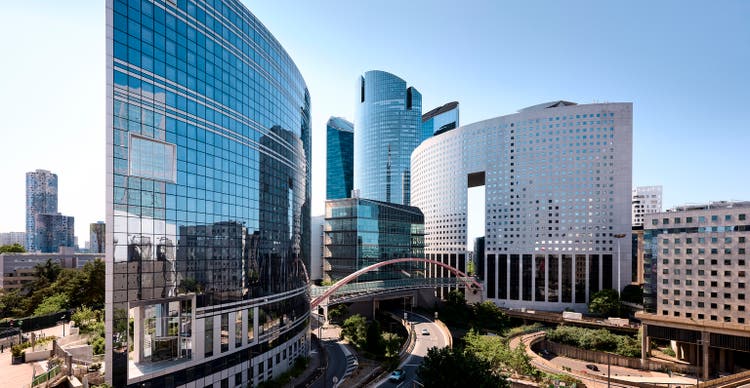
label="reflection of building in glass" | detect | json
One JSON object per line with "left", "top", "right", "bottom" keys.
{"left": 324, "top": 198, "right": 424, "bottom": 283}
{"left": 412, "top": 101, "right": 633, "bottom": 312}
{"left": 89, "top": 221, "right": 105, "bottom": 254}
{"left": 638, "top": 201, "right": 750, "bottom": 378}
{"left": 26, "top": 169, "right": 58, "bottom": 251}
{"left": 354, "top": 71, "right": 422, "bottom": 206}
{"left": 34, "top": 213, "right": 75, "bottom": 253}
{"left": 326, "top": 117, "right": 354, "bottom": 200}
{"left": 422, "top": 101, "right": 459, "bottom": 140}
{"left": 106, "top": 0, "right": 311, "bottom": 386}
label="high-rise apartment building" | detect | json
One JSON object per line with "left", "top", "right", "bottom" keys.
{"left": 632, "top": 185, "right": 662, "bottom": 226}
{"left": 354, "top": 70, "right": 422, "bottom": 205}
{"left": 106, "top": 0, "right": 311, "bottom": 386}
{"left": 89, "top": 221, "right": 105, "bottom": 254}
{"left": 326, "top": 117, "right": 354, "bottom": 200}
{"left": 421, "top": 101, "right": 459, "bottom": 140}
{"left": 34, "top": 213, "right": 75, "bottom": 253}
{"left": 412, "top": 101, "right": 633, "bottom": 311}
{"left": 638, "top": 201, "right": 750, "bottom": 378}
{"left": 26, "top": 169, "right": 58, "bottom": 251}
{"left": 0, "top": 232, "right": 26, "bottom": 247}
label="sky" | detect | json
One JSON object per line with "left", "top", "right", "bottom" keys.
{"left": 0, "top": 1, "right": 749, "bottom": 245}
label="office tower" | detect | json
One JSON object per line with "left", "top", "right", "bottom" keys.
{"left": 638, "top": 201, "right": 750, "bottom": 378}
{"left": 106, "top": 0, "right": 311, "bottom": 386}
{"left": 34, "top": 213, "right": 75, "bottom": 253}
{"left": 632, "top": 185, "right": 663, "bottom": 226}
{"left": 26, "top": 169, "right": 58, "bottom": 251}
{"left": 412, "top": 101, "right": 633, "bottom": 311}
{"left": 310, "top": 215, "right": 325, "bottom": 283}
{"left": 326, "top": 117, "right": 354, "bottom": 200}
{"left": 0, "top": 232, "right": 26, "bottom": 247}
{"left": 421, "top": 101, "right": 459, "bottom": 140}
{"left": 354, "top": 70, "right": 422, "bottom": 205}
{"left": 90, "top": 221, "right": 105, "bottom": 254}
{"left": 324, "top": 198, "right": 424, "bottom": 283}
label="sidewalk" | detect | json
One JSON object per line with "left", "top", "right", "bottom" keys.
{"left": 0, "top": 322, "right": 71, "bottom": 388}
{"left": 287, "top": 334, "right": 323, "bottom": 388}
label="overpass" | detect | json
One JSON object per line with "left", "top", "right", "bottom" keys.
{"left": 310, "top": 257, "right": 482, "bottom": 309}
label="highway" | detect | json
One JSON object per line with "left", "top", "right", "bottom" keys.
{"left": 373, "top": 310, "right": 449, "bottom": 388}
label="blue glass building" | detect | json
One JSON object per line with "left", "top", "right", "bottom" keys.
{"left": 26, "top": 169, "right": 58, "bottom": 251}
{"left": 34, "top": 213, "right": 75, "bottom": 253}
{"left": 106, "top": 0, "right": 311, "bottom": 386}
{"left": 354, "top": 71, "right": 422, "bottom": 206}
{"left": 421, "top": 101, "right": 459, "bottom": 141}
{"left": 326, "top": 116, "right": 353, "bottom": 200}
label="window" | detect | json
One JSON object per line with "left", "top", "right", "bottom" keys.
{"left": 699, "top": 216, "right": 706, "bottom": 223}
{"left": 663, "top": 218, "right": 670, "bottom": 225}
{"left": 741, "top": 237, "right": 746, "bottom": 243}
{"left": 686, "top": 238, "right": 693, "bottom": 244}
{"left": 686, "top": 279, "right": 692, "bottom": 285}
{"left": 663, "top": 238, "right": 670, "bottom": 245}
{"left": 740, "top": 306, "right": 746, "bottom": 312}
{"left": 699, "top": 281, "right": 705, "bottom": 286}
{"left": 129, "top": 135, "right": 176, "bottom": 182}
{"left": 726, "top": 215, "right": 732, "bottom": 221}
{"left": 711, "top": 303, "right": 718, "bottom": 309}
{"left": 652, "top": 219, "right": 658, "bottom": 225}
{"left": 711, "top": 215, "right": 718, "bottom": 222}
{"left": 698, "top": 314, "right": 705, "bottom": 319}
{"left": 724, "top": 316, "right": 732, "bottom": 322}
{"left": 686, "top": 217, "right": 693, "bottom": 223}
{"left": 711, "top": 281, "right": 718, "bottom": 287}
{"left": 740, "top": 214, "right": 746, "bottom": 221}
{"left": 698, "top": 302, "right": 705, "bottom": 308}
{"left": 675, "top": 217, "right": 681, "bottom": 224}
{"left": 725, "top": 237, "right": 733, "bottom": 244}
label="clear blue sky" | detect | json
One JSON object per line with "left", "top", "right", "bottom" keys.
{"left": 1, "top": 1, "right": 748, "bottom": 243}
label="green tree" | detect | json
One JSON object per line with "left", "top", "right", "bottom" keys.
{"left": 0, "top": 290, "right": 26, "bottom": 318}
{"left": 472, "top": 301, "right": 509, "bottom": 332}
{"left": 341, "top": 314, "right": 367, "bottom": 348}
{"left": 365, "top": 319, "right": 384, "bottom": 355}
{"left": 72, "top": 306, "right": 99, "bottom": 332}
{"left": 327, "top": 304, "right": 348, "bottom": 324}
{"left": 417, "top": 346, "right": 509, "bottom": 388}
{"left": 441, "top": 289, "right": 470, "bottom": 327}
{"left": 34, "top": 293, "right": 69, "bottom": 316}
{"left": 0, "top": 243, "right": 25, "bottom": 253}
{"left": 588, "top": 289, "right": 621, "bottom": 317}
{"left": 381, "top": 332, "right": 402, "bottom": 358}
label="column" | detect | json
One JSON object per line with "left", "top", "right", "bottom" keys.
{"left": 702, "top": 331, "right": 710, "bottom": 380}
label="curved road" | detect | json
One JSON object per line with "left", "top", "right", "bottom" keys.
{"left": 310, "top": 314, "right": 349, "bottom": 388}
{"left": 374, "top": 310, "right": 449, "bottom": 388}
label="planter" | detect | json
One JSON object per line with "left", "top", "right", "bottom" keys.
{"left": 11, "top": 354, "right": 24, "bottom": 364}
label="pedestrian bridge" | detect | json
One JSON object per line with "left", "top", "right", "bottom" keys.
{"left": 310, "top": 257, "right": 482, "bottom": 308}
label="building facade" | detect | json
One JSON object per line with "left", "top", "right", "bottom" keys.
{"left": 106, "top": 0, "right": 311, "bottom": 386}
{"left": 0, "top": 247, "right": 101, "bottom": 290}
{"left": 0, "top": 232, "right": 26, "bottom": 247}
{"left": 90, "top": 221, "right": 106, "bottom": 254}
{"left": 412, "top": 101, "right": 633, "bottom": 311}
{"left": 421, "top": 101, "right": 459, "bottom": 140}
{"left": 354, "top": 71, "right": 422, "bottom": 206}
{"left": 324, "top": 198, "right": 424, "bottom": 283}
{"left": 310, "top": 215, "right": 325, "bottom": 283}
{"left": 639, "top": 201, "right": 750, "bottom": 377}
{"left": 632, "top": 185, "right": 662, "bottom": 226}
{"left": 26, "top": 169, "right": 58, "bottom": 251}
{"left": 34, "top": 213, "right": 75, "bottom": 253}
{"left": 326, "top": 117, "right": 354, "bottom": 200}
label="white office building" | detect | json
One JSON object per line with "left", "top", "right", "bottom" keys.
{"left": 632, "top": 185, "right": 663, "bottom": 226}
{"left": 411, "top": 101, "right": 633, "bottom": 312}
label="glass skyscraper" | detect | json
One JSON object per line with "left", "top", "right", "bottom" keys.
{"left": 106, "top": 0, "right": 311, "bottom": 386}
{"left": 421, "top": 101, "right": 459, "bottom": 141}
{"left": 354, "top": 71, "right": 422, "bottom": 206}
{"left": 326, "top": 116, "right": 353, "bottom": 200}
{"left": 26, "top": 169, "right": 58, "bottom": 251}
{"left": 34, "top": 214, "right": 75, "bottom": 253}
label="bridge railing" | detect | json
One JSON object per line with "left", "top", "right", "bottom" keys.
{"left": 310, "top": 277, "right": 471, "bottom": 299}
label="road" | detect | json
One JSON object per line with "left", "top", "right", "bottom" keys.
{"left": 310, "top": 314, "right": 349, "bottom": 388}
{"left": 374, "top": 310, "right": 449, "bottom": 388}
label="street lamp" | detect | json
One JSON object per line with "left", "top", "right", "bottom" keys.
{"left": 613, "top": 233, "right": 627, "bottom": 296}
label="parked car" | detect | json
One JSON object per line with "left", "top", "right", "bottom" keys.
{"left": 586, "top": 364, "right": 599, "bottom": 372}
{"left": 421, "top": 328, "right": 430, "bottom": 335}
{"left": 389, "top": 369, "right": 405, "bottom": 382}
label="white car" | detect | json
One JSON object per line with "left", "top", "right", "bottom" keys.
{"left": 421, "top": 328, "right": 430, "bottom": 335}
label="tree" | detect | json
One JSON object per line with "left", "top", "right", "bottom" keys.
{"left": 588, "top": 289, "right": 621, "bottom": 317}
{"left": 341, "top": 314, "right": 367, "bottom": 348}
{"left": 381, "top": 332, "right": 402, "bottom": 358}
{"left": 327, "top": 304, "right": 348, "bottom": 324}
{"left": 365, "top": 319, "right": 384, "bottom": 355}
{"left": 472, "top": 301, "right": 509, "bottom": 332}
{"left": 34, "top": 293, "right": 69, "bottom": 316}
{"left": 417, "top": 346, "right": 509, "bottom": 388}
{"left": 441, "top": 289, "right": 470, "bottom": 327}
{"left": 0, "top": 244, "right": 25, "bottom": 253}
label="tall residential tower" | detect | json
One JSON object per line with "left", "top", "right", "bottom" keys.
{"left": 26, "top": 169, "right": 58, "bottom": 251}
{"left": 106, "top": 0, "right": 311, "bottom": 386}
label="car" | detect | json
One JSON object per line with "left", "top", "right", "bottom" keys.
{"left": 389, "top": 369, "right": 405, "bottom": 382}
{"left": 540, "top": 349, "right": 554, "bottom": 359}
{"left": 585, "top": 364, "right": 599, "bottom": 372}
{"left": 421, "top": 328, "right": 430, "bottom": 335}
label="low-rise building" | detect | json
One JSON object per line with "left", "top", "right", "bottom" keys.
{"left": 0, "top": 247, "right": 102, "bottom": 290}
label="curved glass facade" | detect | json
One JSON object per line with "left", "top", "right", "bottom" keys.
{"left": 326, "top": 117, "right": 354, "bottom": 200}
{"left": 106, "top": 0, "right": 311, "bottom": 386}
{"left": 354, "top": 71, "right": 421, "bottom": 205}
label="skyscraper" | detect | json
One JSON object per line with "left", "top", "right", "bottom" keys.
{"left": 34, "top": 213, "right": 75, "bottom": 253}
{"left": 326, "top": 117, "right": 354, "bottom": 200}
{"left": 354, "top": 70, "right": 422, "bottom": 205}
{"left": 412, "top": 101, "right": 633, "bottom": 311}
{"left": 421, "top": 101, "right": 459, "bottom": 140}
{"left": 26, "top": 169, "right": 58, "bottom": 251}
{"left": 106, "top": 0, "right": 311, "bottom": 386}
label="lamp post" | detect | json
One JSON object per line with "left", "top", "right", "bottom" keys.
{"left": 613, "top": 233, "right": 627, "bottom": 296}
